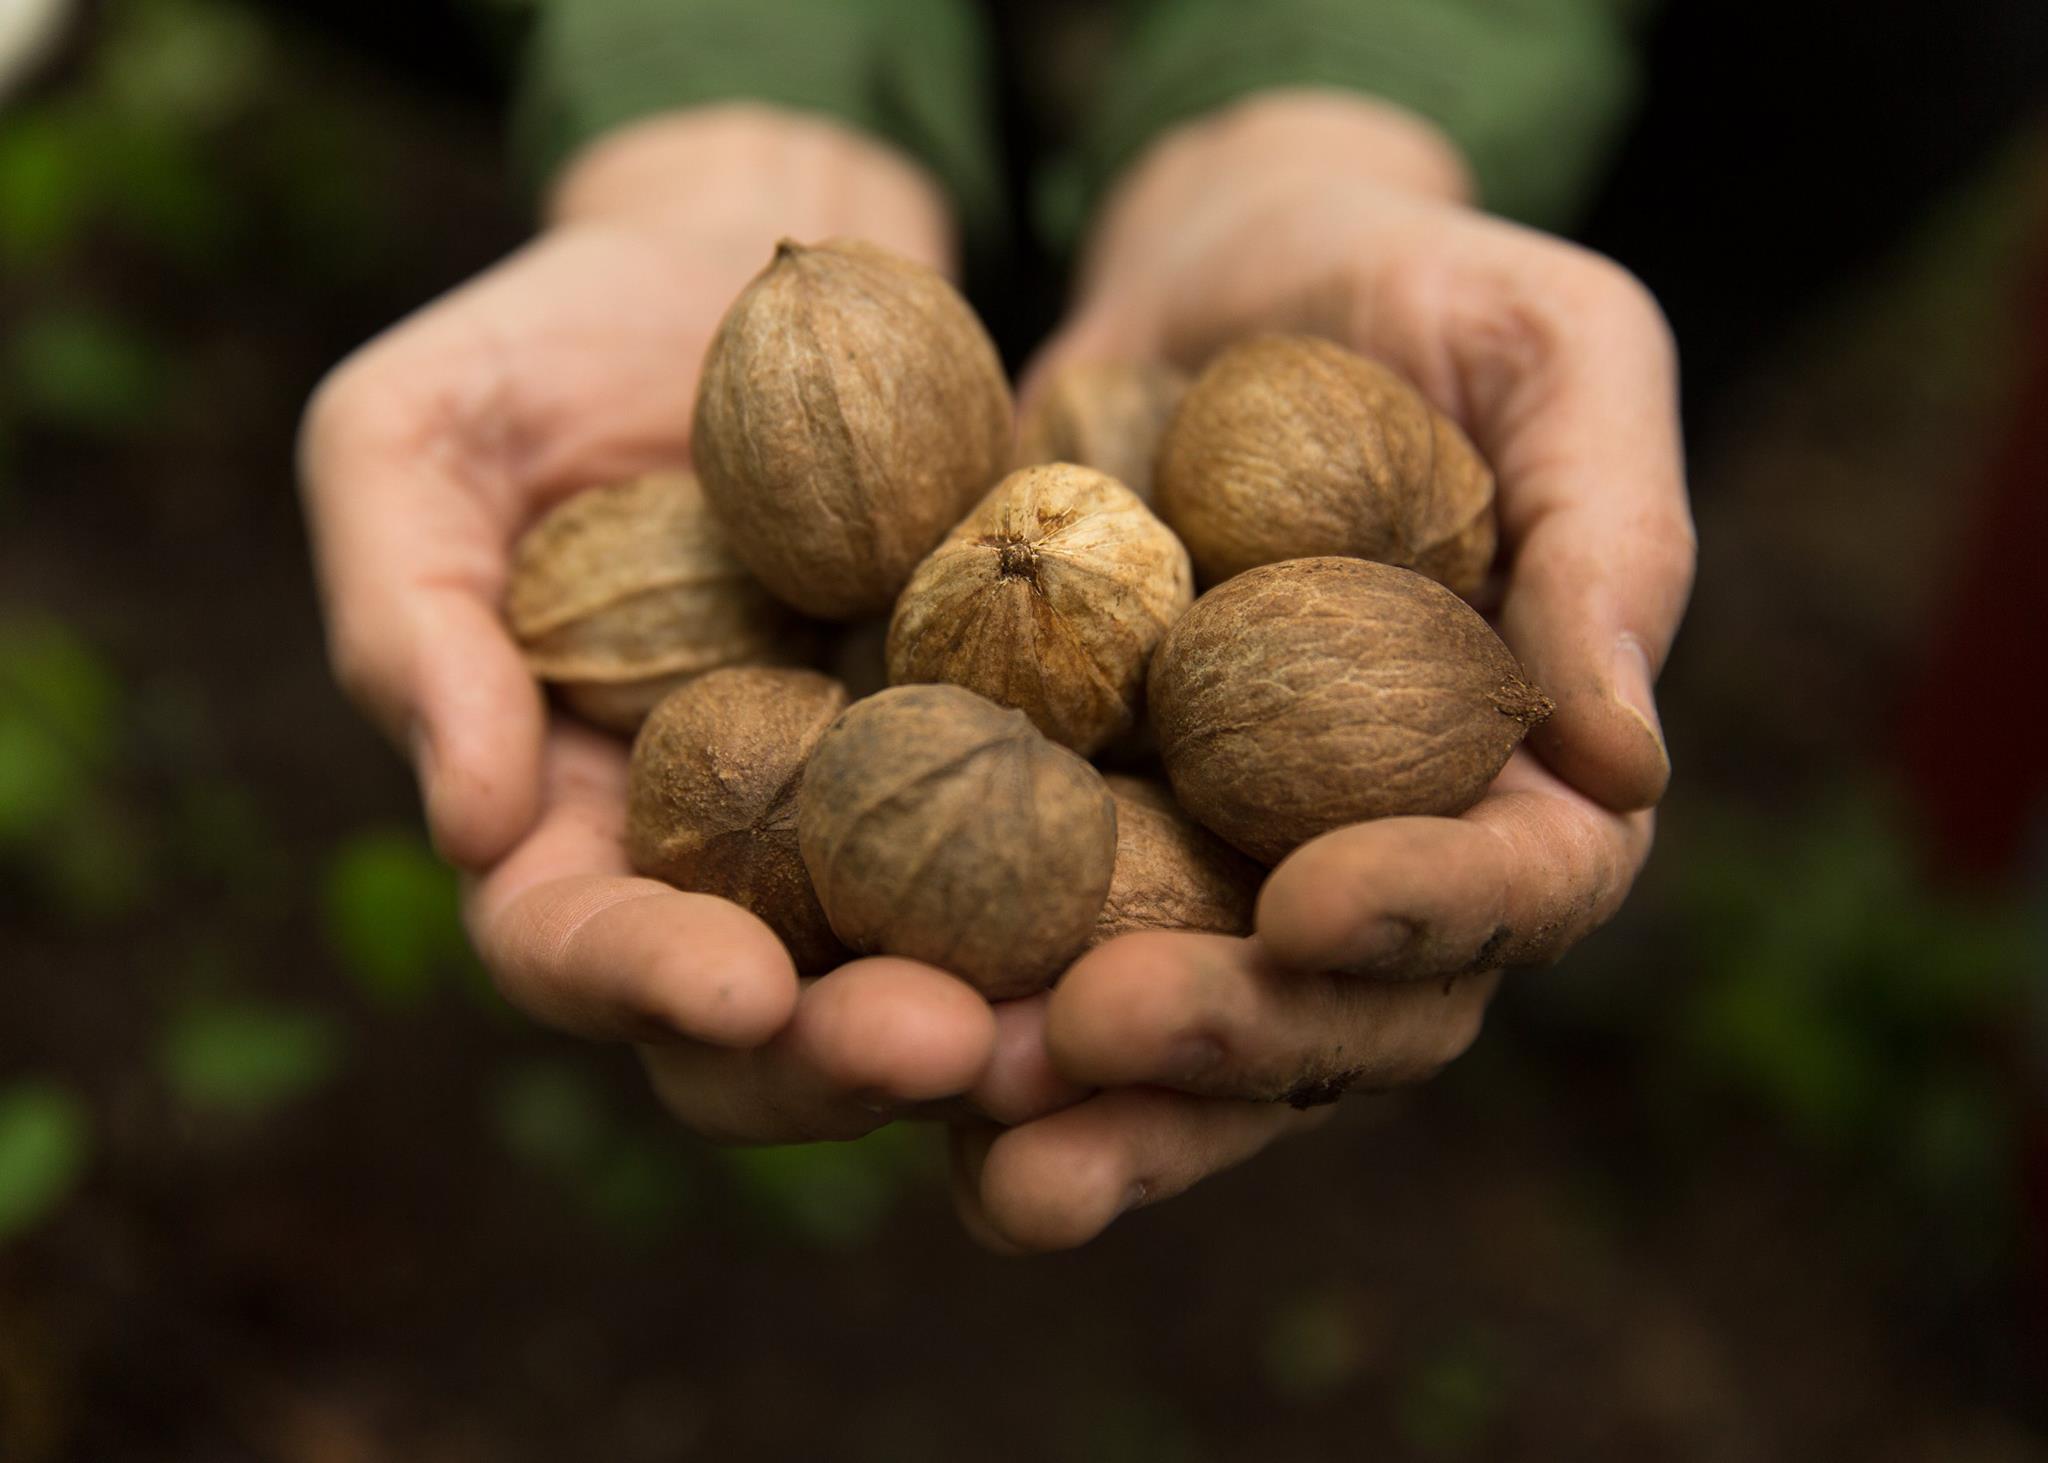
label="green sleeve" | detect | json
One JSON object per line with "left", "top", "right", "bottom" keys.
{"left": 1048, "top": 0, "right": 1648, "bottom": 243}
{"left": 516, "top": 0, "right": 1003, "bottom": 251}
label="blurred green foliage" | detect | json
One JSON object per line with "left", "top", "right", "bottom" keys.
{"left": 320, "top": 830, "right": 475, "bottom": 1009}
{"left": 159, "top": 998, "right": 345, "bottom": 1113}
{"left": 6, "top": 306, "right": 169, "bottom": 434}
{"left": 491, "top": 1061, "right": 946, "bottom": 1247}
{"left": 0, "top": 1081, "right": 90, "bottom": 1243}
{"left": 492, "top": 1061, "right": 696, "bottom": 1236}
{"left": 719, "top": 1123, "right": 935, "bottom": 1250}
{"left": 0, "top": 616, "right": 150, "bottom": 918}
{"left": 1394, "top": 1330, "right": 1501, "bottom": 1457}
{"left": 1660, "top": 789, "right": 2038, "bottom": 1260}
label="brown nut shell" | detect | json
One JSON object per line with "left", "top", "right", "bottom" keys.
{"left": 796, "top": 684, "right": 1117, "bottom": 998}
{"left": 1149, "top": 558, "right": 1552, "bottom": 864}
{"left": 1091, "top": 775, "right": 1259, "bottom": 946}
{"left": 693, "top": 238, "right": 1014, "bottom": 619}
{"left": 885, "top": 463, "right": 1194, "bottom": 755}
{"left": 505, "top": 470, "right": 800, "bottom": 734}
{"left": 1013, "top": 360, "right": 1188, "bottom": 503}
{"left": 627, "top": 667, "right": 851, "bottom": 974}
{"left": 1156, "top": 334, "right": 1497, "bottom": 595}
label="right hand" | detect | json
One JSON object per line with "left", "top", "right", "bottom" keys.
{"left": 298, "top": 106, "right": 1026, "bottom": 1142}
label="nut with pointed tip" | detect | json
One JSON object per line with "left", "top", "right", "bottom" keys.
{"left": 693, "top": 238, "right": 1014, "bottom": 619}
{"left": 1149, "top": 558, "right": 1552, "bottom": 864}
{"left": 796, "top": 684, "right": 1118, "bottom": 998}
{"left": 1014, "top": 360, "right": 1188, "bottom": 503}
{"left": 886, "top": 463, "right": 1194, "bottom": 755}
{"left": 1157, "top": 334, "right": 1497, "bottom": 594}
{"left": 505, "top": 471, "right": 802, "bottom": 735}
{"left": 1092, "top": 775, "right": 1260, "bottom": 946}
{"left": 627, "top": 667, "right": 851, "bottom": 974}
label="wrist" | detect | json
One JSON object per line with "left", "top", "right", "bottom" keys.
{"left": 1142, "top": 89, "right": 1472, "bottom": 207}
{"left": 546, "top": 104, "right": 956, "bottom": 274}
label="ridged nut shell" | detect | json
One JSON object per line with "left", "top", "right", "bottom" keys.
{"left": 1156, "top": 334, "right": 1497, "bottom": 595}
{"left": 1013, "top": 360, "right": 1188, "bottom": 503}
{"left": 693, "top": 238, "right": 1014, "bottom": 619}
{"left": 1091, "top": 775, "right": 1259, "bottom": 946}
{"left": 1150, "top": 558, "right": 1552, "bottom": 864}
{"left": 627, "top": 667, "right": 851, "bottom": 974}
{"left": 505, "top": 470, "right": 800, "bottom": 734}
{"left": 796, "top": 684, "right": 1117, "bottom": 998}
{"left": 885, "top": 464, "right": 1194, "bottom": 755}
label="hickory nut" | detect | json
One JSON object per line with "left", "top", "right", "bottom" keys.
{"left": 1092, "top": 775, "right": 1260, "bottom": 946}
{"left": 886, "top": 463, "right": 1193, "bottom": 755}
{"left": 1157, "top": 334, "right": 1497, "bottom": 594}
{"left": 505, "top": 470, "right": 799, "bottom": 734}
{"left": 796, "top": 684, "right": 1117, "bottom": 998}
{"left": 1150, "top": 558, "right": 1552, "bottom": 864}
{"left": 1014, "top": 359, "right": 1188, "bottom": 503}
{"left": 627, "top": 667, "right": 850, "bottom": 974}
{"left": 693, "top": 238, "right": 1013, "bottom": 619}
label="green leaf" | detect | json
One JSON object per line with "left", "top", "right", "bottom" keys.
{"left": 0, "top": 712, "right": 86, "bottom": 846}
{"left": 159, "top": 999, "right": 343, "bottom": 1113}
{"left": 0, "top": 615, "right": 121, "bottom": 763}
{"left": 320, "top": 830, "right": 470, "bottom": 1008}
{"left": 1396, "top": 1334, "right": 1501, "bottom": 1457}
{"left": 720, "top": 1124, "right": 929, "bottom": 1249}
{"left": 0, "top": 113, "right": 91, "bottom": 267}
{"left": 0, "top": 1081, "right": 91, "bottom": 1241}
{"left": 8, "top": 307, "right": 168, "bottom": 434}
{"left": 492, "top": 1061, "right": 612, "bottom": 1174}
{"left": 584, "top": 1136, "right": 695, "bottom": 1235}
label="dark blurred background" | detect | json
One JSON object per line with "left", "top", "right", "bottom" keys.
{"left": 2, "top": 1, "right": 2046, "bottom": 1458}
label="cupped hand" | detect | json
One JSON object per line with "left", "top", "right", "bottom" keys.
{"left": 953, "top": 90, "right": 1694, "bottom": 1251}
{"left": 298, "top": 106, "right": 1005, "bottom": 1140}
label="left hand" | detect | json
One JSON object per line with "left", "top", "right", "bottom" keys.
{"left": 950, "top": 89, "right": 1692, "bottom": 1252}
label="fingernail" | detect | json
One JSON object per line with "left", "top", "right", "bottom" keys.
{"left": 1612, "top": 637, "right": 1667, "bottom": 762}
{"left": 1168, "top": 1033, "right": 1224, "bottom": 1081}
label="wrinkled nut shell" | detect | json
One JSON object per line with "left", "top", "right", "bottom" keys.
{"left": 1014, "top": 360, "right": 1188, "bottom": 503}
{"left": 1156, "top": 334, "right": 1497, "bottom": 595}
{"left": 505, "top": 471, "right": 800, "bottom": 734}
{"left": 797, "top": 684, "right": 1117, "bottom": 998}
{"left": 1150, "top": 558, "right": 1552, "bottom": 864}
{"left": 694, "top": 238, "right": 1014, "bottom": 619}
{"left": 1092, "top": 775, "right": 1259, "bottom": 946}
{"left": 627, "top": 668, "right": 850, "bottom": 974}
{"left": 885, "top": 463, "right": 1193, "bottom": 755}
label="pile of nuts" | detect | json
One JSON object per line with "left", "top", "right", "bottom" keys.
{"left": 507, "top": 239, "right": 1552, "bottom": 995}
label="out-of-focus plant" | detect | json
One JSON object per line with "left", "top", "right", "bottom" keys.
{"left": 1394, "top": 1329, "right": 1502, "bottom": 1458}
{"left": 0, "top": 615, "right": 149, "bottom": 918}
{"left": 492, "top": 1060, "right": 696, "bottom": 1237}
{"left": 5, "top": 305, "right": 168, "bottom": 435}
{"left": 320, "top": 829, "right": 477, "bottom": 1010}
{"left": 717, "top": 1123, "right": 936, "bottom": 1250}
{"left": 1667, "top": 789, "right": 2038, "bottom": 1259}
{"left": 0, "top": 1079, "right": 89, "bottom": 1242}
{"left": 158, "top": 996, "right": 344, "bottom": 1114}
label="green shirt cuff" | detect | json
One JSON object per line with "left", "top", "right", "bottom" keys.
{"left": 517, "top": 0, "right": 1005, "bottom": 255}
{"left": 1045, "top": 0, "right": 1641, "bottom": 248}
